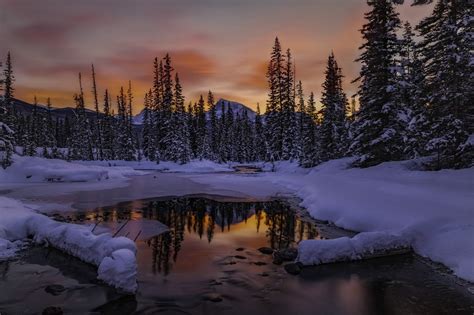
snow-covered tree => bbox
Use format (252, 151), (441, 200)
(281, 49), (297, 161)
(91, 64), (103, 160)
(417, 0), (473, 169)
(396, 22), (430, 159)
(300, 92), (319, 167)
(265, 37), (285, 161)
(254, 104), (267, 161)
(320, 52), (349, 162)
(349, 0), (405, 167)
(0, 56), (15, 168)
(101, 89), (115, 160)
(68, 74), (94, 160)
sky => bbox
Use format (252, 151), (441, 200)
(0, 0), (434, 113)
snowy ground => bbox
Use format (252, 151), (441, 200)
(1, 155), (473, 290)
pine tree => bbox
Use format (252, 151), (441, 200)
(142, 91), (153, 160)
(396, 22), (430, 159)
(320, 53), (349, 161)
(101, 89), (115, 160)
(91, 64), (103, 160)
(195, 95), (208, 159)
(265, 37), (285, 161)
(296, 81), (305, 160)
(157, 54), (175, 159)
(207, 91), (218, 160)
(281, 49), (297, 161)
(254, 104), (267, 161)
(0, 58), (14, 168)
(68, 73), (94, 160)
(349, 0), (404, 167)
(300, 92), (319, 167)
(174, 74), (191, 164)
(417, 0), (473, 168)
(115, 86), (136, 161)
(2, 52), (15, 130)
(42, 97), (60, 158)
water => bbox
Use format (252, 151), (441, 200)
(0, 197), (473, 314)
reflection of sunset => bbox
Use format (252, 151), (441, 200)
(1, 1), (433, 111)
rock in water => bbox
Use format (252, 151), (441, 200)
(274, 248), (298, 262)
(42, 306), (63, 315)
(203, 293), (223, 302)
(45, 284), (66, 296)
(284, 263), (302, 275)
(258, 247), (274, 255)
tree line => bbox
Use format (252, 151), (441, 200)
(0, 0), (472, 170)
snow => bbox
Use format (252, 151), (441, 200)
(263, 158), (474, 281)
(0, 196), (138, 293)
(298, 231), (410, 265)
(0, 155), (146, 183)
(1, 154), (473, 286)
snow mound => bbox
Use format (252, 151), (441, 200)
(0, 197), (138, 293)
(0, 155), (145, 183)
(298, 232), (410, 265)
(98, 249), (138, 293)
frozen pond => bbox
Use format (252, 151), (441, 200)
(0, 196), (473, 314)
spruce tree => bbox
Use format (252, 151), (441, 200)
(296, 81), (305, 160)
(254, 104), (267, 161)
(300, 92), (319, 167)
(417, 0), (473, 168)
(265, 37), (285, 161)
(397, 22), (430, 159)
(91, 64), (103, 160)
(115, 87), (136, 161)
(281, 49), (297, 161)
(320, 53), (349, 161)
(349, 0), (404, 167)
(142, 91), (154, 160)
(101, 89), (115, 160)
(2, 52), (15, 130)
(208, 91), (218, 160)
(68, 73), (94, 160)
(0, 59), (14, 168)
(174, 74), (191, 164)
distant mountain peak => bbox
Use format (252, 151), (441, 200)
(133, 98), (256, 125)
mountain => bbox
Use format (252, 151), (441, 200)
(132, 98), (257, 125)
(213, 99), (256, 120)
(10, 98), (102, 121)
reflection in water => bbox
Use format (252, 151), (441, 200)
(1, 197), (473, 315)
(139, 198), (318, 275)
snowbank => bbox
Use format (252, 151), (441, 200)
(0, 196), (138, 293)
(298, 232), (410, 265)
(0, 155), (145, 183)
(77, 159), (233, 173)
(268, 158), (474, 281)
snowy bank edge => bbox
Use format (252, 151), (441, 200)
(0, 197), (138, 293)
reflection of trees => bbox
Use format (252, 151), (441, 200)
(263, 201), (318, 250)
(138, 198), (318, 275)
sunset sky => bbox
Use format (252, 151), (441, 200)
(1, 0), (433, 112)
